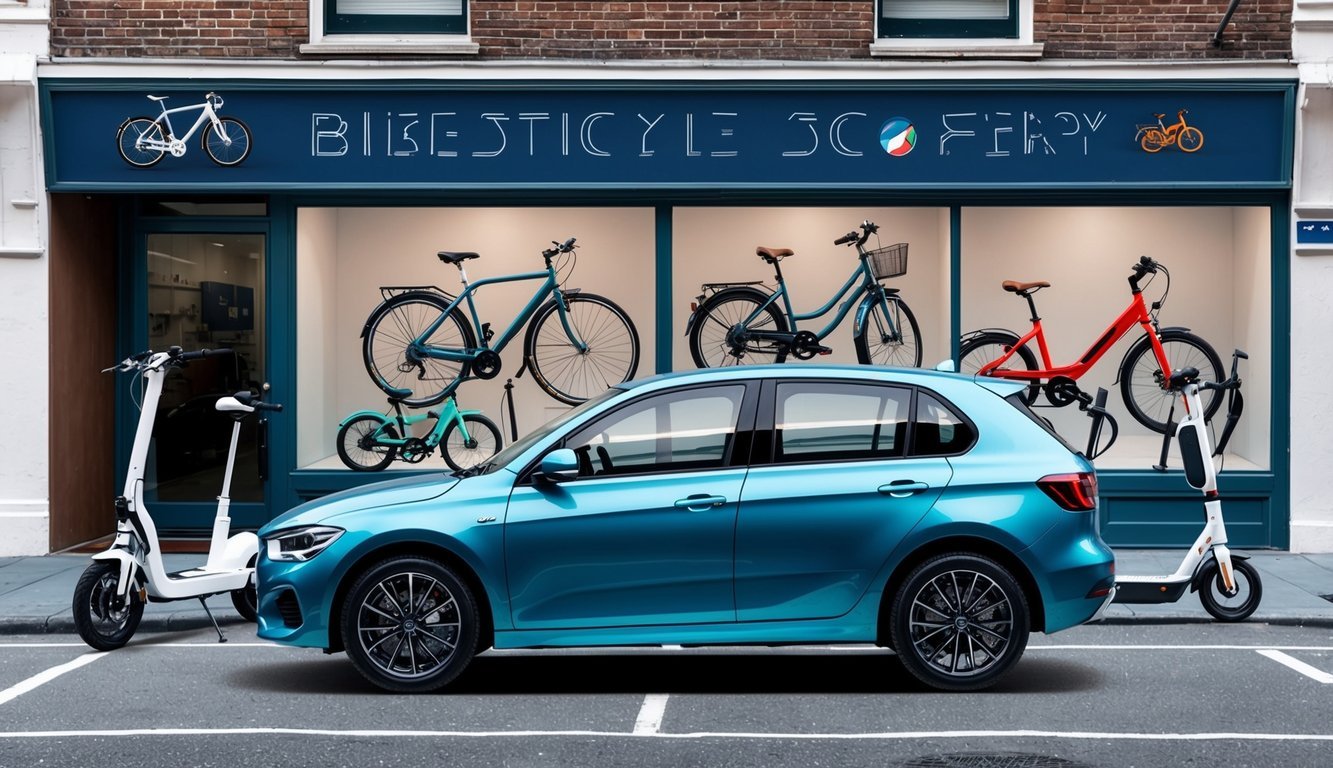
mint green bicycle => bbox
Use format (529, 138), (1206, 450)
(337, 394), (501, 472)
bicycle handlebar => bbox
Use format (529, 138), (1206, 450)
(542, 237), (577, 260)
(1168, 349), (1246, 393)
(834, 220), (879, 247)
(1128, 255), (1161, 292)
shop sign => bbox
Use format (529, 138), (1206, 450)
(1297, 220), (1333, 244)
(41, 82), (1293, 190)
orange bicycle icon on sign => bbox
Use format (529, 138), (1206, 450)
(1135, 109), (1204, 153)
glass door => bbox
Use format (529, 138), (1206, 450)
(142, 232), (269, 532)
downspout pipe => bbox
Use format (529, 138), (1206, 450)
(1212, 0), (1244, 48)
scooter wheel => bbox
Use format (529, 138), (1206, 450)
(1197, 557), (1262, 622)
(230, 557), (258, 623)
(72, 562), (144, 650)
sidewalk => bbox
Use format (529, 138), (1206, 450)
(2, 550), (1332, 635)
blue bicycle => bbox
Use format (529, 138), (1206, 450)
(361, 238), (640, 407)
(686, 221), (921, 368)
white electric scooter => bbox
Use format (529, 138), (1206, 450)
(1112, 349), (1261, 621)
(72, 346), (283, 650)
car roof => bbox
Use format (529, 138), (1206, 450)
(620, 363), (1025, 397)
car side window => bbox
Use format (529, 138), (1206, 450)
(775, 382), (911, 463)
(562, 385), (747, 478)
(913, 392), (977, 456)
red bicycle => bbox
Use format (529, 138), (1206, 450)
(957, 256), (1224, 434)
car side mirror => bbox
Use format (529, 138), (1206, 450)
(537, 448), (580, 483)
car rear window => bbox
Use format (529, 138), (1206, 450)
(1004, 392), (1078, 454)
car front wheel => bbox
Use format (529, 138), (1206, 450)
(340, 556), (479, 693)
(889, 553), (1030, 691)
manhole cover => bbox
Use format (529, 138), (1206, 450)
(899, 754), (1093, 768)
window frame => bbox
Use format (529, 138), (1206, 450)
(323, 0), (467, 35)
(876, 0), (1019, 39)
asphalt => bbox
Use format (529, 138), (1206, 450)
(2, 550), (1332, 637)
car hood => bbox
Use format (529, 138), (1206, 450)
(259, 473), (459, 535)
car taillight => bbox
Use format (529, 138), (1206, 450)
(1038, 472), (1098, 511)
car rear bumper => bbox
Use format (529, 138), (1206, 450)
(1025, 525), (1117, 634)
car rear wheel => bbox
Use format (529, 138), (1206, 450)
(340, 556), (479, 693)
(889, 553), (1030, 691)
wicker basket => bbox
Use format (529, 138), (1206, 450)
(867, 243), (908, 280)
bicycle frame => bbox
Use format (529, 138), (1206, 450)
(350, 396), (479, 450)
(412, 262), (587, 365)
(143, 99), (230, 149)
(740, 257), (894, 341)
(977, 289), (1170, 383)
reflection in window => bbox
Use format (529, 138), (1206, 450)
(564, 386), (745, 477)
(777, 382), (910, 462)
(914, 392), (976, 456)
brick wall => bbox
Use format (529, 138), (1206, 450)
(51, 1), (1290, 61)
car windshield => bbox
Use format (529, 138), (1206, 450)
(459, 387), (625, 477)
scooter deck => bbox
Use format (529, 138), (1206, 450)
(1112, 576), (1192, 604)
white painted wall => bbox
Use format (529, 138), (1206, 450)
(0, 4), (48, 555)
(296, 207), (656, 467)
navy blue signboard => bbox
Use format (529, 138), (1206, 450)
(1297, 220), (1333, 244)
(41, 81), (1293, 191)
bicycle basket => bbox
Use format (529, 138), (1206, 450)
(867, 243), (909, 280)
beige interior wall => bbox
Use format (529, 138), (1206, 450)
(960, 207), (1270, 469)
(672, 207), (951, 371)
(296, 209), (339, 467)
(297, 207), (655, 467)
(1230, 207), (1272, 467)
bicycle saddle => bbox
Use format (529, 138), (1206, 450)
(756, 246), (794, 263)
(147, 95), (169, 102)
(437, 251), (480, 265)
(1002, 280), (1051, 294)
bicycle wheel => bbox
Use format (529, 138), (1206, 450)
(1119, 329), (1224, 434)
(362, 291), (476, 409)
(117, 117), (166, 168)
(1178, 126), (1204, 153)
(336, 416), (400, 471)
(957, 330), (1041, 404)
(688, 287), (790, 368)
(524, 293), (640, 405)
(202, 117), (252, 167)
(853, 293), (922, 368)
(440, 414), (502, 472)
(1139, 130), (1165, 153)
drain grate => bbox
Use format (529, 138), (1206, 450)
(898, 753), (1094, 768)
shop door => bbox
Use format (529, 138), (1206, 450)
(140, 232), (270, 533)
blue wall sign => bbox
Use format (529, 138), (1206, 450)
(1297, 220), (1333, 244)
(41, 81), (1294, 191)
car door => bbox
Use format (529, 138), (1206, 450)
(735, 380), (967, 622)
(505, 382), (756, 630)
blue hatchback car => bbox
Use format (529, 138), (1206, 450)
(257, 365), (1115, 692)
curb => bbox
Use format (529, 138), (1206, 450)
(0, 615), (251, 636)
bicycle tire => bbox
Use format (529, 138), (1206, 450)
(1178, 126), (1204, 153)
(688, 287), (790, 369)
(1119, 329), (1224, 434)
(202, 117), (252, 167)
(853, 292), (923, 368)
(1140, 130), (1165, 153)
(362, 291), (476, 408)
(336, 415), (400, 471)
(524, 292), (640, 405)
(440, 413), (502, 472)
(957, 330), (1041, 405)
(117, 117), (166, 168)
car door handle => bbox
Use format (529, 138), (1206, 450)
(879, 481), (929, 498)
(674, 494), (727, 510)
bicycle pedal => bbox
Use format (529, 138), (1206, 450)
(816, 348), (833, 355)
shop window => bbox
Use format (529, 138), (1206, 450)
(877, 0), (1018, 39)
(324, 0), (465, 35)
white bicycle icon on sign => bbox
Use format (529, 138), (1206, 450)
(116, 92), (253, 168)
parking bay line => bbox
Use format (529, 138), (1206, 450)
(633, 694), (670, 735)
(0, 652), (104, 707)
(1256, 649), (1333, 684)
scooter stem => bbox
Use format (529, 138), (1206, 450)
(205, 420), (243, 571)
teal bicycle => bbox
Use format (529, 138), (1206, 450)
(361, 237), (640, 407)
(685, 220), (922, 368)
(337, 394), (502, 472)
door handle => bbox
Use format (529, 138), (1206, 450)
(674, 494), (727, 510)
(878, 481), (929, 498)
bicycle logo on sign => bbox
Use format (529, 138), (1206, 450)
(1134, 109), (1204, 154)
(116, 92), (253, 168)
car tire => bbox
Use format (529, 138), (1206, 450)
(888, 552), (1030, 692)
(340, 556), (479, 693)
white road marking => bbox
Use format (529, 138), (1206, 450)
(632, 694), (669, 735)
(0, 642), (281, 649)
(0, 653), (104, 707)
(1256, 649), (1333, 684)
(3, 642), (1333, 651)
(0, 727), (1330, 742)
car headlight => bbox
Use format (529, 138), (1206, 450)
(265, 525), (344, 562)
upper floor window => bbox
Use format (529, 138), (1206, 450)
(877, 0), (1018, 39)
(325, 0), (466, 35)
